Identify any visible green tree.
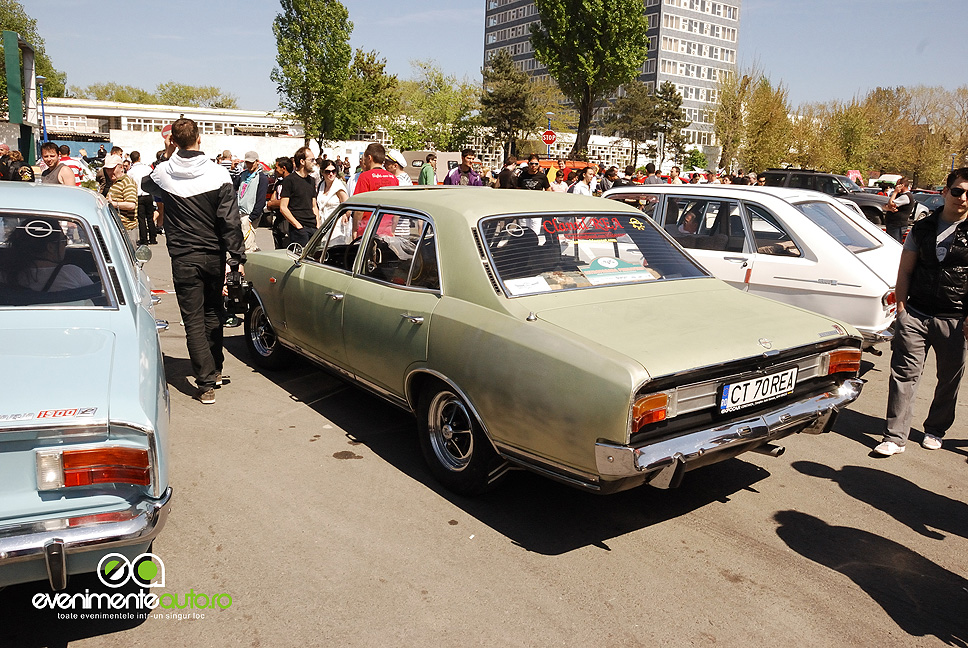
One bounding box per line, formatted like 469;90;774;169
385;60;478;152
328;49;397;141
75;82;158;104
271;0;353;148
654;81;691;166
741;76;792;172
74;81;238;108
714;71;751;171
480;49;541;160
530;0;649;158
156;82;238;109
1;0;67;117
682;147;707;172
602;80;658;167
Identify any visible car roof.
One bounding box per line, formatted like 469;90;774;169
603;184;838;205
345;186;643;222
0;183;106;220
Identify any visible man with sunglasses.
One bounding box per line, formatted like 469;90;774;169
516;154;551;191
876;168;968;456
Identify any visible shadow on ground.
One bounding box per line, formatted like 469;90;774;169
222;336;772;555
775;510;968;646
0;572;149;648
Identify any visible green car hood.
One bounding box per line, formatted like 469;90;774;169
531;281;851;379
0;328;114;429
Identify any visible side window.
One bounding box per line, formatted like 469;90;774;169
814;176;839;195
663;197;744;252
303;207;366;271
0;215;108;307
362;212;440;290
746;203;801;257
788;174;812;190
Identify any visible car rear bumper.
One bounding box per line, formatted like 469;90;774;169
595;379;863;486
0;488;172;590
857;327;894;346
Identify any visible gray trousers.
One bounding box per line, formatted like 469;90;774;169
884;308;967;445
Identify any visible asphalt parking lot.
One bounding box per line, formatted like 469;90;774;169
3;229;967;648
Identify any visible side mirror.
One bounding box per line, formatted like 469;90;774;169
135;244;152;266
286;242;303;264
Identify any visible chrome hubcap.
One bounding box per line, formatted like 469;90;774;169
428;392;473;472
249;306;276;356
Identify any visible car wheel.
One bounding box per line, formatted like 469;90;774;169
417;386;505;496
861;207;883;226
244;300;289;370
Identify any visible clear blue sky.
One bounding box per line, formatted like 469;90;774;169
24;0;960;111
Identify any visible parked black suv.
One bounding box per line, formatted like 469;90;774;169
760;169;890;225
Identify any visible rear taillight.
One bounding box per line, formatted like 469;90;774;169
882;290;896;313
632;393;670;433
824;348;862;375
37;447;150;490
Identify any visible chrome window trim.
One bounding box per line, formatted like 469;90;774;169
354;206;443;295
0;208;120;310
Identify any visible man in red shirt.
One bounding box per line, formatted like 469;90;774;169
352;143;398;236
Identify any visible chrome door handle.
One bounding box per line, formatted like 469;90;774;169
724;256;749;267
400;314;424;325
325;292;344;301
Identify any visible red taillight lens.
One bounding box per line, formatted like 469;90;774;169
61;448;150;487
827;349;862;375
882;290;896;309
632;393;669;433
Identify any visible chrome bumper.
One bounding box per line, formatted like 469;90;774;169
595;379;863;485
0;488;172;590
858;328;893;346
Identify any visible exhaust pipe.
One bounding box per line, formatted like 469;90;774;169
751;443;785;457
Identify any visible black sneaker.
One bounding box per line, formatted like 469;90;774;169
196;388;215;405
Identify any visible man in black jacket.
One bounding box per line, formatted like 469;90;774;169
143;118;245;405
875;168;968;456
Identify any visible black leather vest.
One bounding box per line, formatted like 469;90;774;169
885;191;917;228
907;209;968;316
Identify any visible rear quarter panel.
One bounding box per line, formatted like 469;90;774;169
423;297;645;477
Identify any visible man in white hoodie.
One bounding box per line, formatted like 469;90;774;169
142;118;245;405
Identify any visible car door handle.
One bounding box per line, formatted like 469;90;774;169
325;292;344;301
724;256;749;267
400;314;424;325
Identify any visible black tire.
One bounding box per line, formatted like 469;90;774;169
244;300;289;370
417;385;505;496
861;206;883;226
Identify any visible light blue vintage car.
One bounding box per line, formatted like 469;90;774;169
0;183;171;591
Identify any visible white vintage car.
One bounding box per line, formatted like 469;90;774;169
603;185;901;350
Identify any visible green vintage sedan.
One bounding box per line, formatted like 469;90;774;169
243;188;864;495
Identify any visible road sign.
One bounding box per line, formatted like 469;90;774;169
541;130;557;146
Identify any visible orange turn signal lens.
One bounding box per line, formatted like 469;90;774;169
827;348;862;375
61;448;150;488
632;393;669;433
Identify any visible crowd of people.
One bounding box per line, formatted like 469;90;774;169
3;132;968;451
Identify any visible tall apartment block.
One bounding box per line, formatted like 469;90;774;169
483;0;740;152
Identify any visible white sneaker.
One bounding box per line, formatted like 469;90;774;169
921;434;942;450
874;441;905;456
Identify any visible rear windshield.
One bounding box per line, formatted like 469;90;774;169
479;213;707;296
794;201;880;252
0;215;108;307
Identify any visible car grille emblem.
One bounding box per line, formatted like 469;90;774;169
758;338;773;349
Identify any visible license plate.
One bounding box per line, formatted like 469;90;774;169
720;367;798;413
